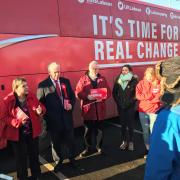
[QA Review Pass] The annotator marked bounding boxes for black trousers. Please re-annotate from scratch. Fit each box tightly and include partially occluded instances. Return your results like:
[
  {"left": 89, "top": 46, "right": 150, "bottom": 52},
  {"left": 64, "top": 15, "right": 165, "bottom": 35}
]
[
  {"left": 84, "top": 120, "right": 104, "bottom": 151},
  {"left": 50, "top": 129, "right": 76, "bottom": 162},
  {"left": 118, "top": 106, "right": 136, "bottom": 142},
  {"left": 11, "top": 135, "right": 41, "bottom": 180}
]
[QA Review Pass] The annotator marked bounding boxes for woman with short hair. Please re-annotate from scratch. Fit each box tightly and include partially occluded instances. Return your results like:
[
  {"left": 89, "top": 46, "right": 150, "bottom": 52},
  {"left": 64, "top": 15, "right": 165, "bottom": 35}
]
[{"left": 1, "top": 77, "right": 45, "bottom": 180}]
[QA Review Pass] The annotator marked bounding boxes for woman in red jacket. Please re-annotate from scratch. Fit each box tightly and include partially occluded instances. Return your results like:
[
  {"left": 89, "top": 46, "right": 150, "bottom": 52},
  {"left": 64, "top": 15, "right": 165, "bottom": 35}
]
[
  {"left": 1, "top": 77, "right": 45, "bottom": 180},
  {"left": 136, "top": 67, "right": 161, "bottom": 158},
  {"left": 76, "top": 61, "right": 111, "bottom": 157}
]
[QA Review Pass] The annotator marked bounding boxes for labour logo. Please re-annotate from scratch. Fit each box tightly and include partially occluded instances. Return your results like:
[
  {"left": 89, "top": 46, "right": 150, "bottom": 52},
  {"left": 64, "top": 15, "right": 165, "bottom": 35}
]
[
  {"left": 118, "top": 1, "right": 124, "bottom": 10},
  {"left": 78, "top": 0, "right": 85, "bottom": 3},
  {"left": 146, "top": 7, "right": 151, "bottom": 15}
]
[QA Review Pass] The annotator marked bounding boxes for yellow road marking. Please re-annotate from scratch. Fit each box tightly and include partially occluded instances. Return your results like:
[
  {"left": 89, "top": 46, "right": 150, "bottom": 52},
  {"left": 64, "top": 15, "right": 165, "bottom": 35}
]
[{"left": 7, "top": 156, "right": 69, "bottom": 180}]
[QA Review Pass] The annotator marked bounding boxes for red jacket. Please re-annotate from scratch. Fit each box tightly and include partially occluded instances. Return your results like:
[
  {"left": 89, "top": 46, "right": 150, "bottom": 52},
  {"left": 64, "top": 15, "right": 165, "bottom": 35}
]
[
  {"left": 0, "top": 92, "right": 46, "bottom": 141},
  {"left": 75, "top": 73, "right": 111, "bottom": 121},
  {"left": 136, "top": 79, "right": 161, "bottom": 113}
]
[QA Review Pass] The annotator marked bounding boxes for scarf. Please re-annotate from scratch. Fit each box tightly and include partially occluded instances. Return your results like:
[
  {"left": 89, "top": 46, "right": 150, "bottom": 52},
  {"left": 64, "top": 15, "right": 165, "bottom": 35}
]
[{"left": 118, "top": 72, "right": 133, "bottom": 90}]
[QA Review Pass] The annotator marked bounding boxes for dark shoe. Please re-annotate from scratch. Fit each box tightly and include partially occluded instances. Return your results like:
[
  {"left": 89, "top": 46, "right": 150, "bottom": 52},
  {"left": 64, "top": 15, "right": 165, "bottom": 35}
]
[
  {"left": 31, "top": 173, "right": 41, "bottom": 180},
  {"left": 54, "top": 161, "right": 63, "bottom": 173},
  {"left": 31, "top": 177, "right": 40, "bottom": 180},
  {"left": 18, "top": 178, "right": 28, "bottom": 180},
  {"left": 69, "top": 159, "right": 79, "bottom": 169},
  {"left": 79, "top": 149, "right": 94, "bottom": 157}
]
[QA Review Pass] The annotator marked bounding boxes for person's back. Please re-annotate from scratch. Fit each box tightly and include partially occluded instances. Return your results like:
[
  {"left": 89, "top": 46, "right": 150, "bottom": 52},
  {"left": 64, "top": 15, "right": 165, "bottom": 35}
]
[
  {"left": 145, "top": 105, "right": 180, "bottom": 180},
  {"left": 144, "top": 57, "right": 180, "bottom": 180}
]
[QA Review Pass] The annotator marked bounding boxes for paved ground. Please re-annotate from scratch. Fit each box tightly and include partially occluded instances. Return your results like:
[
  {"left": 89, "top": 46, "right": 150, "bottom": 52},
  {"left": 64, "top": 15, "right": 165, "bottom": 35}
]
[{"left": 0, "top": 117, "right": 147, "bottom": 180}]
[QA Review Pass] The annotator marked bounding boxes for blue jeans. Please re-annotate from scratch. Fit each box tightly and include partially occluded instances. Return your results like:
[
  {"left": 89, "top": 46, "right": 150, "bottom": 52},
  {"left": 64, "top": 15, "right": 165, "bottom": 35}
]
[{"left": 139, "top": 112, "right": 157, "bottom": 147}]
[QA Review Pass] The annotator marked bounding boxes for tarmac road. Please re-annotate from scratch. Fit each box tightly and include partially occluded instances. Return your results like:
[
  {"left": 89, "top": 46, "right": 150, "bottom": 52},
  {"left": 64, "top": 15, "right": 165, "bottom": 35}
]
[{"left": 0, "top": 118, "right": 146, "bottom": 180}]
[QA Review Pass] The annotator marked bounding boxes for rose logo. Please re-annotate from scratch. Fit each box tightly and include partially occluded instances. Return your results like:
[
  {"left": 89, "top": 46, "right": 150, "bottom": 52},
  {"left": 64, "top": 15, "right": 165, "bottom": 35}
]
[
  {"left": 118, "top": 1, "right": 124, "bottom": 10},
  {"left": 146, "top": 7, "right": 151, "bottom": 15},
  {"left": 170, "top": 12, "right": 174, "bottom": 19},
  {"left": 78, "top": 0, "right": 85, "bottom": 3}
]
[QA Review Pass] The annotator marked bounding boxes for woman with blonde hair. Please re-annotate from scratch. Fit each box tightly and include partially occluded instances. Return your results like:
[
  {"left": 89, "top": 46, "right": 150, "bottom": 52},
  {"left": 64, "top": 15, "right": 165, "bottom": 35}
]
[
  {"left": 136, "top": 67, "right": 161, "bottom": 158},
  {"left": 145, "top": 57, "right": 180, "bottom": 180},
  {"left": 1, "top": 77, "right": 45, "bottom": 180}
]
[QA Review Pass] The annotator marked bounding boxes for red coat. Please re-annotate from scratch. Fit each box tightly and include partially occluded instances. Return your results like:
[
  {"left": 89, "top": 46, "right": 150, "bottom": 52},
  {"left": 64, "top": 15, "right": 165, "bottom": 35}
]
[
  {"left": 136, "top": 79, "right": 161, "bottom": 113},
  {"left": 0, "top": 92, "right": 46, "bottom": 141},
  {"left": 75, "top": 73, "right": 111, "bottom": 121}
]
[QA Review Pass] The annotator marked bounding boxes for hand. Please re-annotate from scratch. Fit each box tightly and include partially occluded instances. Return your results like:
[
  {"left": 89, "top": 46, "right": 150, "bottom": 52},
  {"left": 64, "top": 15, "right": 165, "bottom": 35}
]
[
  {"left": 87, "top": 94, "right": 96, "bottom": 100},
  {"left": 21, "top": 118, "right": 28, "bottom": 125},
  {"left": 16, "top": 108, "right": 29, "bottom": 123},
  {"left": 35, "top": 105, "right": 43, "bottom": 115},
  {"left": 12, "top": 119, "right": 22, "bottom": 128},
  {"left": 96, "top": 99, "right": 102, "bottom": 102}
]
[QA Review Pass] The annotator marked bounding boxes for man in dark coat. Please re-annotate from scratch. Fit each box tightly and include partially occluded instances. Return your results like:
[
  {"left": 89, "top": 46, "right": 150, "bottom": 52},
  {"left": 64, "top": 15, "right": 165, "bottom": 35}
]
[{"left": 37, "top": 62, "right": 77, "bottom": 172}]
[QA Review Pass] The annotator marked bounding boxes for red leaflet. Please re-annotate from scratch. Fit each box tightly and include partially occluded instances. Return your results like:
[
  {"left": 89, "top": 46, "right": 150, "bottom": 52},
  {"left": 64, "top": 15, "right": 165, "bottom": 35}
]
[
  {"left": 15, "top": 107, "right": 29, "bottom": 121},
  {"left": 90, "top": 88, "right": 107, "bottom": 100}
]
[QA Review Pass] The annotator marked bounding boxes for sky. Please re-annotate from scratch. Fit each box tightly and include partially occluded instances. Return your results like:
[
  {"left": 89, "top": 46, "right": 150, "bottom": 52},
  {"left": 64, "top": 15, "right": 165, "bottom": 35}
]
[{"left": 139, "top": 0, "right": 180, "bottom": 10}]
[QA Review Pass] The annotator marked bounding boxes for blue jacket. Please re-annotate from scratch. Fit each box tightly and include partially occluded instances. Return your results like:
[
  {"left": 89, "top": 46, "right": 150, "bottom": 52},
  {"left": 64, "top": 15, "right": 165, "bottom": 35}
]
[{"left": 145, "top": 105, "right": 180, "bottom": 180}]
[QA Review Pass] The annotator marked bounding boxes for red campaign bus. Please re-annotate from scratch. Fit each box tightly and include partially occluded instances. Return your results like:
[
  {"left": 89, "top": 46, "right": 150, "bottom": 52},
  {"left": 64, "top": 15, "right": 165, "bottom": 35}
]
[{"left": 0, "top": 0, "right": 180, "bottom": 127}]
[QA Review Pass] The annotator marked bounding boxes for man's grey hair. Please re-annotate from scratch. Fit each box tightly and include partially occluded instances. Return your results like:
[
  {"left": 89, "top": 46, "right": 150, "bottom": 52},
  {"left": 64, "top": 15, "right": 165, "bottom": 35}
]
[
  {"left": 48, "top": 62, "right": 60, "bottom": 72},
  {"left": 88, "top": 60, "right": 98, "bottom": 69}
]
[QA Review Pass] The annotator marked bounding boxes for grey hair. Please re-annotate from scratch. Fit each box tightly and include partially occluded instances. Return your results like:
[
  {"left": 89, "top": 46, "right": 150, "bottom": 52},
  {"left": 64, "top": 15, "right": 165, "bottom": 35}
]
[
  {"left": 88, "top": 60, "right": 98, "bottom": 68},
  {"left": 48, "top": 62, "right": 60, "bottom": 72}
]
